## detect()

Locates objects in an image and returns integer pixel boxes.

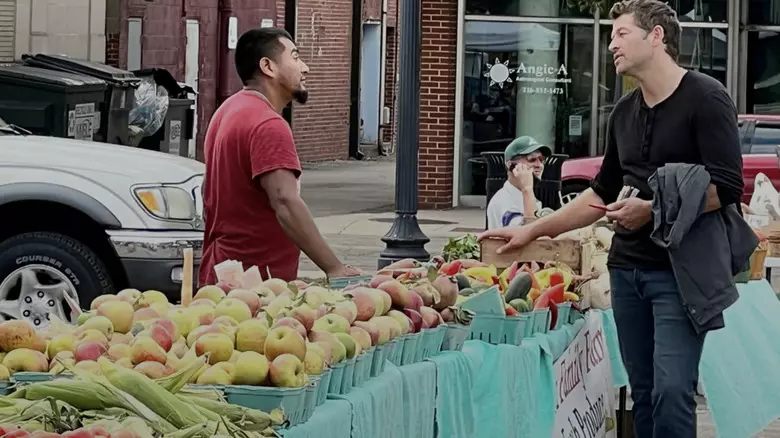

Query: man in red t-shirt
[199,28,361,286]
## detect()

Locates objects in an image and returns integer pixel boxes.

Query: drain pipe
[377,0,388,155]
[216,0,235,107]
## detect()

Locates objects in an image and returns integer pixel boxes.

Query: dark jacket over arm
[649,163,758,334]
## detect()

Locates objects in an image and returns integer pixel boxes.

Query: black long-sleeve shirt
[591,71,744,270]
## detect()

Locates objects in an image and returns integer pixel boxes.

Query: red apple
[369,274,394,289]
[403,309,424,333]
[215,281,232,294]
[288,304,317,332]
[74,341,108,362]
[352,321,380,345]
[272,317,308,339]
[227,288,262,316]
[406,290,424,312]
[419,306,443,328]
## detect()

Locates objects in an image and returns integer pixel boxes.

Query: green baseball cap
[504,136,553,162]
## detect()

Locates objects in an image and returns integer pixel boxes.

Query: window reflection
[461,21,594,196]
[746,31,780,114]
[748,0,780,25]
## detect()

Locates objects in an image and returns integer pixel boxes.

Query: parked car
[0,119,203,327]
[560,114,780,204]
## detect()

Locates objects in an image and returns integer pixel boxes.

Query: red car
[560,114,780,204]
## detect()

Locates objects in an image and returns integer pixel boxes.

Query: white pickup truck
[0,119,204,327]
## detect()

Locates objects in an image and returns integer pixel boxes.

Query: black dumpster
[481,151,569,228]
[21,53,141,146]
[133,68,195,157]
[0,65,106,140]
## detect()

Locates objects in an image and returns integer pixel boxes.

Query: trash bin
[21,53,141,145]
[481,151,569,228]
[133,68,195,157]
[0,65,106,140]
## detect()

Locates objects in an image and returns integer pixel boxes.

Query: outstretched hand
[478,226,535,255]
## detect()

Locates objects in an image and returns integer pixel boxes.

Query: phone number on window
[520,87,564,95]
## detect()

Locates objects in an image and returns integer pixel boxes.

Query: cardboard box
[480,238,581,272]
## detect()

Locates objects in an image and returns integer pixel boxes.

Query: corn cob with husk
[98,356,218,428]
[177,394,284,430]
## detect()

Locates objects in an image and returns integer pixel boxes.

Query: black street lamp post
[377,0,430,269]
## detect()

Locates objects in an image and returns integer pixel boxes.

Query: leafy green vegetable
[442,233,480,262]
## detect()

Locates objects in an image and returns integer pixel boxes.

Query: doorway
[360,22,382,145]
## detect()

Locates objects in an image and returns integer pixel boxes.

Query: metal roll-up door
[0,0,15,63]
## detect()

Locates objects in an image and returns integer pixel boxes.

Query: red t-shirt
[199,90,302,286]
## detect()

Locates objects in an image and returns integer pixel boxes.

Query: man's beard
[293,89,309,104]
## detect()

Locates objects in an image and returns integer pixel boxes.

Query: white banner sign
[553,312,617,438]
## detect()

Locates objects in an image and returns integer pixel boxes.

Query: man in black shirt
[479,0,743,436]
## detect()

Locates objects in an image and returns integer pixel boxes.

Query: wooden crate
[480,238,581,272]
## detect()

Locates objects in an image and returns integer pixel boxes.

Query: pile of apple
[0,267,462,392]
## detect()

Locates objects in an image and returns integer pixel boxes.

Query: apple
[308,330,346,364]
[168,309,197,338]
[369,274,394,289]
[214,298,252,323]
[387,310,412,335]
[378,280,411,310]
[312,314,350,334]
[302,286,330,309]
[348,289,377,321]
[145,323,174,352]
[90,294,118,311]
[265,295,293,319]
[151,318,178,340]
[233,351,270,385]
[263,278,291,296]
[269,354,306,388]
[227,289,262,316]
[214,281,232,294]
[419,306,443,328]
[285,304,317,332]
[332,300,358,324]
[307,341,332,366]
[133,308,160,323]
[271,317,307,339]
[406,291,424,312]
[130,336,167,365]
[194,333,234,364]
[189,298,217,308]
[349,326,372,351]
[74,341,108,363]
[402,308,424,333]
[193,285,226,303]
[264,326,306,362]
[352,321,380,346]
[303,348,325,376]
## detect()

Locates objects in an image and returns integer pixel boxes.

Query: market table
[283,280,780,438]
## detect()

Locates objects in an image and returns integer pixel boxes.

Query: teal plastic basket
[468,314,505,344]
[303,378,318,422]
[352,348,373,387]
[328,275,374,289]
[315,368,331,406]
[370,343,390,377]
[339,358,356,394]
[387,337,404,365]
[327,362,346,394]
[420,326,446,359]
[531,308,551,334]
[225,385,306,427]
[0,381,9,395]
[400,333,421,365]
[502,314,530,345]
[460,286,505,315]
[12,372,69,384]
[441,324,470,351]
[555,302,572,329]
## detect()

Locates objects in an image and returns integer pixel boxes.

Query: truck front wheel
[0,231,114,328]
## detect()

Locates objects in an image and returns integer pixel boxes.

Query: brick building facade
[106,0,399,163]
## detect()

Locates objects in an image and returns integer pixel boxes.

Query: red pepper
[491,275,501,286]
[506,261,520,282]
[549,272,565,288]
[440,260,463,276]
[548,300,559,330]
[534,283,565,307]
[505,305,518,316]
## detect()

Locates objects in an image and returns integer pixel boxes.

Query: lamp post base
[377,213,431,269]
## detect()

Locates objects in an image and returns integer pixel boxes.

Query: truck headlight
[134,186,196,221]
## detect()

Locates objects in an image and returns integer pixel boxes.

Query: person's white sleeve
[487,188,525,229]
[487,197,500,229]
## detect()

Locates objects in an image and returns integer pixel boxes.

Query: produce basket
[420,326,446,359]
[0,381,11,395]
[303,378,319,422]
[555,302,573,329]
[224,385,306,427]
[12,372,68,384]
[353,348,374,387]
[502,314,530,345]
[441,323,470,351]
[401,332,421,365]
[468,314,505,344]
[339,357,356,394]
[531,308,551,335]
[370,343,390,377]
[328,275,373,289]
[387,337,404,365]
[327,362,346,394]
[460,286,504,315]
[316,368,332,406]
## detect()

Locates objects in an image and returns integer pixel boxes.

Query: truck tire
[0,232,114,323]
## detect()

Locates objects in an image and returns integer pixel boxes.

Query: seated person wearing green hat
[486,136,552,229]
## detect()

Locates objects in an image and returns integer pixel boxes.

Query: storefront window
[748,0,780,25]
[460,21,594,197]
[596,26,728,154]
[666,0,727,22]
[465,0,592,18]
[745,31,780,114]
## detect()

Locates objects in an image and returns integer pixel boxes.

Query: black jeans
[610,269,706,438]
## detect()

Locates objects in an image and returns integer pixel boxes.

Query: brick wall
[418,0,457,208]
[106,33,120,67]
[290,0,352,161]
[363,0,381,20]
